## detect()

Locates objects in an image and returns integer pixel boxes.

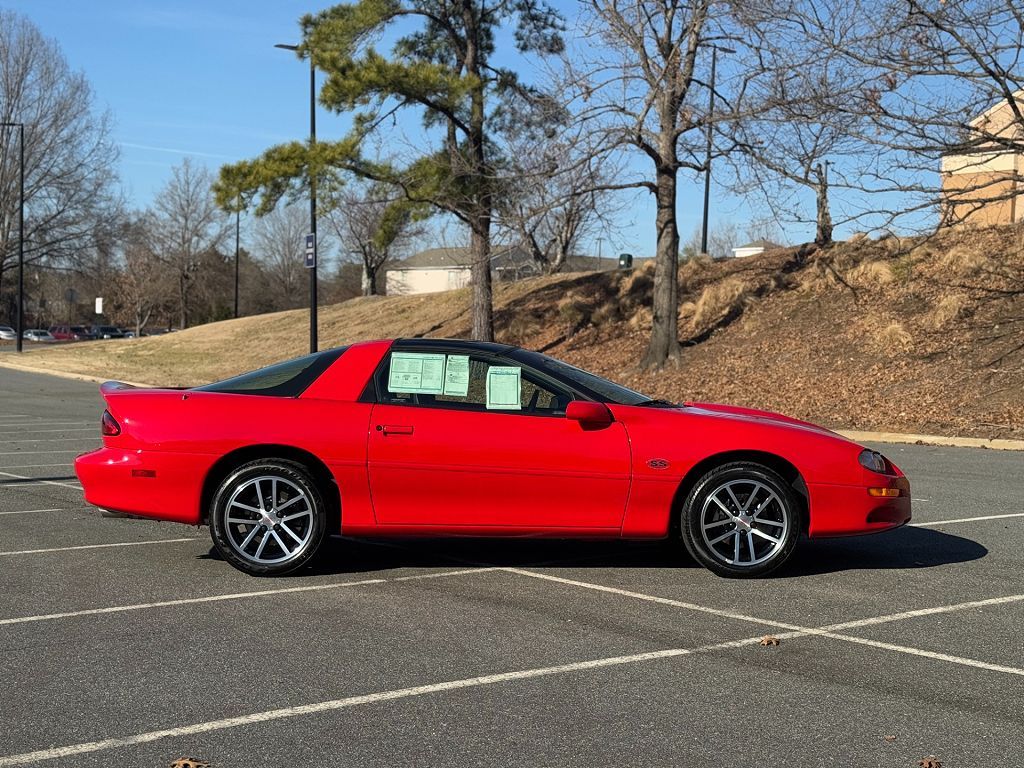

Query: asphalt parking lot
[0,367,1021,768]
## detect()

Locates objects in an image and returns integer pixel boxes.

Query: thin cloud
[119,141,237,161]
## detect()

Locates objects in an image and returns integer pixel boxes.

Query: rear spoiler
[100,381,140,395]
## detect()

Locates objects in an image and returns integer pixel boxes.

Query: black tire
[209,459,327,576]
[680,462,802,578]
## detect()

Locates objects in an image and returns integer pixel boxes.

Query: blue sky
[5,0,784,257]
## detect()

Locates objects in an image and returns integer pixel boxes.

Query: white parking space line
[506,569,1024,676]
[0,430,94,436]
[0,629,792,767]
[0,537,199,558]
[3,596,1021,767]
[0,470,82,490]
[817,593,1024,633]
[0,463,73,470]
[503,568,808,632]
[0,450,84,456]
[813,632,1024,676]
[0,566,499,627]
[911,512,1024,527]
[0,437,98,443]
[0,423,94,430]
[0,507,72,517]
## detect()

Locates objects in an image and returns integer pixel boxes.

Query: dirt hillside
[5,224,1023,439]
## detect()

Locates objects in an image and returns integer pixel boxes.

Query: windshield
[512,349,654,405]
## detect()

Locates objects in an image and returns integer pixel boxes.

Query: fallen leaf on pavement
[759,635,780,646]
[918,757,942,768]
[884,735,896,742]
[170,759,210,768]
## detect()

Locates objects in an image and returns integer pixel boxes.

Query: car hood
[679,401,850,440]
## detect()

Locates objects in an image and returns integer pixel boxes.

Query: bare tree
[113,220,171,336]
[323,183,421,296]
[148,159,227,329]
[748,0,1024,231]
[576,0,716,368]
[499,134,623,273]
[721,44,870,247]
[252,203,308,309]
[0,10,120,317]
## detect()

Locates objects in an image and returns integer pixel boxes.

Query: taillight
[101,410,121,436]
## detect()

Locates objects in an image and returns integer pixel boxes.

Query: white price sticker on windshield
[485,366,521,410]
[388,352,446,394]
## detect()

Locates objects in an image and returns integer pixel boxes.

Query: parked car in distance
[0,326,16,341]
[50,325,98,341]
[92,325,125,339]
[23,329,56,342]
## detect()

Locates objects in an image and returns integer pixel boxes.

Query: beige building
[730,239,783,259]
[385,246,632,296]
[385,246,534,296]
[941,91,1024,227]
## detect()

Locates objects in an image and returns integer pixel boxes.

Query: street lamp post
[700,46,735,258]
[2,122,25,352]
[234,200,240,319]
[275,43,318,353]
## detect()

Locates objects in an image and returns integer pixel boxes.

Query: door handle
[377,424,414,436]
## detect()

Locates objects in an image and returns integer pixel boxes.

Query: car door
[366,346,632,529]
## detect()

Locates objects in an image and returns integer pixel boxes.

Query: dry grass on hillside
[5,224,1024,438]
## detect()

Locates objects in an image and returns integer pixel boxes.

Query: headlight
[858,449,890,474]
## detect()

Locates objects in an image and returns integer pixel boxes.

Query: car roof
[393,337,516,355]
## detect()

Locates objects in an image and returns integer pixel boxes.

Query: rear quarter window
[195,347,348,397]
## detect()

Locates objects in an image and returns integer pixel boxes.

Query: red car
[49,325,98,341]
[75,339,910,578]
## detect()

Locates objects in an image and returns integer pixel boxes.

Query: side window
[377,351,572,415]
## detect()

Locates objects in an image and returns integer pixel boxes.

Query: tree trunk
[178,272,189,329]
[640,168,682,369]
[361,263,378,296]
[814,162,833,247]
[470,215,494,341]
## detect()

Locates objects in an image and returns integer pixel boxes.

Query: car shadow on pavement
[211,525,985,579]
[779,526,987,577]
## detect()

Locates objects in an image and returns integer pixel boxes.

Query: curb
[2,359,1021,450]
[837,430,1024,452]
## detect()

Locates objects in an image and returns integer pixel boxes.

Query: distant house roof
[968,88,1024,131]
[734,239,784,251]
[389,246,533,271]
[390,247,652,273]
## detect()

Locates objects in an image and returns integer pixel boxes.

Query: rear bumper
[807,476,911,537]
[74,446,210,525]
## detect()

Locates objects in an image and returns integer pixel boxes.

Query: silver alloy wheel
[223,475,315,565]
[699,479,789,567]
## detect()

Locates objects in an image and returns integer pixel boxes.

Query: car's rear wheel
[680,462,802,578]
[209,459,326,576]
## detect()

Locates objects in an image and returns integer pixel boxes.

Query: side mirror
[565,400,613,426]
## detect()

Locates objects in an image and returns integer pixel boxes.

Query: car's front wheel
[680,462,802,578]
[209,459,326,576]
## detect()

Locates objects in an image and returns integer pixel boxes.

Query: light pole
[275,42,318,353]
[234,198,240,319]
[1,122,25,352]
[596,236,604,269]
[700,46,735,258]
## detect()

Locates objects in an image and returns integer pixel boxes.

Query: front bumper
[807,475,911,537]
[75,446,211,525]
